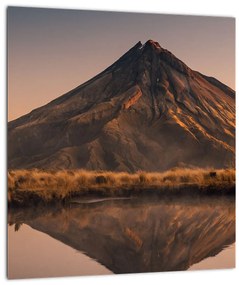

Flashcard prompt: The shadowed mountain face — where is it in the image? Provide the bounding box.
[8,196,235,273]
[8,40,235,171]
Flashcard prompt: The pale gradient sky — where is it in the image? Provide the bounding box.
[7,7,235,121]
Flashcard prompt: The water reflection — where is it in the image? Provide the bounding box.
[8,195,235,275]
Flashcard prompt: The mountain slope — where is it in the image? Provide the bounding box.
[8,40,235,171]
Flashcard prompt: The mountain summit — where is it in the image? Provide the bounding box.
[8,40,235,171]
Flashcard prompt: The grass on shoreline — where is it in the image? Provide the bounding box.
[8,168,235,207]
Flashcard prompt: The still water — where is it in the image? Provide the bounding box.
[8,195,235,279]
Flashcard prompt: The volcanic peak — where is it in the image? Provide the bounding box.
[7,39,235,171]
[145,39,162,49]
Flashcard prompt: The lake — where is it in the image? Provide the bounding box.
[8,195,235,279]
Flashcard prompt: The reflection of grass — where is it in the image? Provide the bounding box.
[8,168,235,207]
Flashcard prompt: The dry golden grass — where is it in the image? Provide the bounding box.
[8,168,235,206]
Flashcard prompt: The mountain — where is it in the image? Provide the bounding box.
[8,40,235,171]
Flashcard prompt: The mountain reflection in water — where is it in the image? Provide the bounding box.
[8,195,235,274]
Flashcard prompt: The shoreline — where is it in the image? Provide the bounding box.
[8,168,235,207]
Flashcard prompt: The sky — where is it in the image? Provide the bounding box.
[7,7,235,121]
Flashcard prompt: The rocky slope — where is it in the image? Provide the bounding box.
[8,40,235,171]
